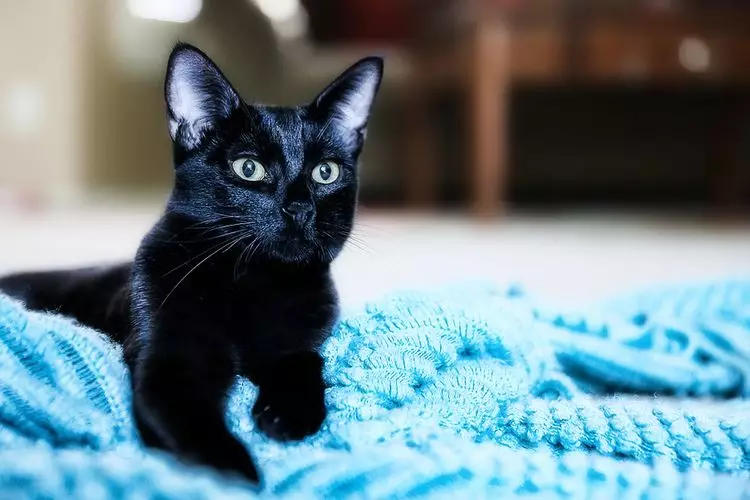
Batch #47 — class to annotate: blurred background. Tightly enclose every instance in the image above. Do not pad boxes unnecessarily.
[0,0,748,308]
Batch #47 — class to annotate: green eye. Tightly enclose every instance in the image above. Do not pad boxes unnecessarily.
[311,161,340,185]
[232,158,266,182]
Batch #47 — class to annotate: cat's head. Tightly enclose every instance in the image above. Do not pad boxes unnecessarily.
[164,43,383,264]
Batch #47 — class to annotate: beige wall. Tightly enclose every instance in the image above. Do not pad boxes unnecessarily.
[0,0,88,201]
[0,0,283,201]
[86,0,281,193]
[0,0,400,204]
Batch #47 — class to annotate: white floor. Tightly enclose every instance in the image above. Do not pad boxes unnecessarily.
[1,203,748,310]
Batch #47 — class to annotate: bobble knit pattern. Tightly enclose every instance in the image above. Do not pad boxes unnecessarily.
[0,280,748,499]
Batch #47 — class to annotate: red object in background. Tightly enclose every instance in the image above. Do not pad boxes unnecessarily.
[331,0,416,43]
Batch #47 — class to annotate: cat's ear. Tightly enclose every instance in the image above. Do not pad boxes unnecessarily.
[312,57,384,132]
[165,43,241,149]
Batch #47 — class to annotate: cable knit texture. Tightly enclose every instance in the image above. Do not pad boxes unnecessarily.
[0,280,749,499]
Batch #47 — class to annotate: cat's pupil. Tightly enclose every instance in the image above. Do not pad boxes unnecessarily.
[319,164,331,180]
[242,161,257,178]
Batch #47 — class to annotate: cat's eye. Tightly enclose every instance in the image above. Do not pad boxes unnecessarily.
[311,161,340,185]
[231,158,266,182]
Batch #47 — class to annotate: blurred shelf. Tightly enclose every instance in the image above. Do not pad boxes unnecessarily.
[281,43,412,84]
[405,1,750,217]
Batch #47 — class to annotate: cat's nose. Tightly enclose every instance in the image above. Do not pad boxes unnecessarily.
[282,202,313,225]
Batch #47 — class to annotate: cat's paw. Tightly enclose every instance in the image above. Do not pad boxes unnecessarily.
[252,390,326,441]
[199,435,261,485]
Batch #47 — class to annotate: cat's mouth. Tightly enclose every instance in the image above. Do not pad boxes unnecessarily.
[277,226,312,244]
[268,242,316,264]
[268,228,318,262]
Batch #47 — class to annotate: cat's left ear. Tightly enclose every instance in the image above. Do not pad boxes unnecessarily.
[311,56,384,133]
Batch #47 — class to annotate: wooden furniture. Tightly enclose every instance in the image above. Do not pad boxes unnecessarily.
[406,1,750,216]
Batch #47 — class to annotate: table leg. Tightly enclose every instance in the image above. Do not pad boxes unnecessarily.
[468,22,511,218]
[710,98,747,220]
[404,59,438,209]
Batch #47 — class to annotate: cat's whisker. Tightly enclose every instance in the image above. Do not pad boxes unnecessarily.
[233,234,259,280]
[237,238,263,275]
[167,217,247,244]
[246,238,264,264]
[160,229,250,277]
[346,232,371,243]
[195,225,257,242]
[160,241,232,277]
[234,251,247,281]
[353,222,393,238]
[189,220,256,238]
[345,239,376,256]
[183,219,225,230]
[319,226,375,253]
[319,221,378,239]
[158,234,246,311]
[351,227,385,241]
[339,233,376,255]
[162,220,262,278]
[214,212,252,221]
[182,215,240,230]
[314,237,334,263]
[318,228,375,257]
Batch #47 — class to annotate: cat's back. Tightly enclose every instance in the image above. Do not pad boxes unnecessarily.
[0,263,133,342]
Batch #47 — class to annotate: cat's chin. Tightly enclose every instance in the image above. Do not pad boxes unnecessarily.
[263,238,340,265]
[264,237,318,265]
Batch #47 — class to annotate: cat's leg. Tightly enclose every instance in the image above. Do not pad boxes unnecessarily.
[249,351,326,441]
[131,336,259,483]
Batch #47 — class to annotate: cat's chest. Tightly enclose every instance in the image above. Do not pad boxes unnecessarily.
[137,243,337,352]
[184,269,337,351]
[212,287,312,326]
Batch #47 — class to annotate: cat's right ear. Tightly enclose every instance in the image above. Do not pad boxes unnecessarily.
[165,43,241,149]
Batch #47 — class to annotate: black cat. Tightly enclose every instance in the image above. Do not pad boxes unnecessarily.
[0,43,383,483]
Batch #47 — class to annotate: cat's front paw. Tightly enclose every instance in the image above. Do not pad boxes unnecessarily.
[204,435,261,485]
[252,390,326,441]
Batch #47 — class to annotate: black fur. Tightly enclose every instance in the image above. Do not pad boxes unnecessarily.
[0,43,383,484]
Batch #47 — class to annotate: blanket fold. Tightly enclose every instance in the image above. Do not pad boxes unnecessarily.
[0,280,748,499]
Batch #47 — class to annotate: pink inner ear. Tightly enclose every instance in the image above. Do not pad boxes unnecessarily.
[333,81,378,131]
[166,47,240,148]
[314,58,383,131]
[168,73,209,146]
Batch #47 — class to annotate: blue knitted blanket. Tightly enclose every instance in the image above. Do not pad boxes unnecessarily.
[1,280,749,499]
